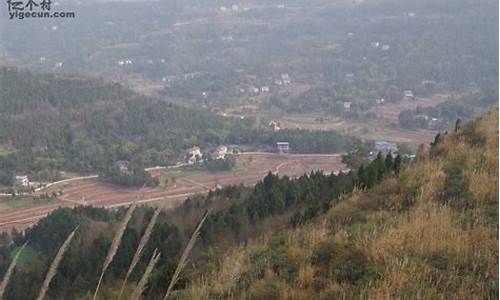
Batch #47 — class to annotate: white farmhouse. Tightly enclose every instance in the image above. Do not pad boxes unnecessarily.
[186,146,202,164]
[15,176,29,187]
[214,146,228,160]
[343,101,352,112]
[404,90,415,99]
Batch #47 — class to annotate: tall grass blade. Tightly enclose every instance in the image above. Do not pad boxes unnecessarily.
[118,208,161,300]
[0,241,29,300]
[163,210,209,300]
[36,226,79,300]
[93,187,144,300]
[130,249,161,300]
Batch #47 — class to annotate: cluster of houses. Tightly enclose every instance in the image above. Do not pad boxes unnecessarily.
[369,141,415,161]
[186,145,235,165]
[370,42,390,51]
[240,73,292,96]
[117,60,134,66]
[341,88,418,113]
[219,4,242,12]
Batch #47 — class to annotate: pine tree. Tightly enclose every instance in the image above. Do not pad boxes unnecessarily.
[393,154,402,174]
[454,118,462,132]
[357,164,365,187]
[385,153,394,173]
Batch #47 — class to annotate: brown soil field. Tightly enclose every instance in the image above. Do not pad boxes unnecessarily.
[0,153,345,232]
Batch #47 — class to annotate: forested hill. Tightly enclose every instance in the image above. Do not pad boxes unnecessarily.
[0,67,358,185]
[0,67,132,114]
[0,67,237,181]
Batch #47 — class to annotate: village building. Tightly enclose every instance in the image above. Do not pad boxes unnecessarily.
[281,73,291,85]
[269,120,281,131]
[250,87,260,94]
[404,90,415,99]
[422,80,437,90]
[343,101,352,112]
[261,86,270,93]
[213,145,228,160]
[381,44,390,51]
[375,97,385,105]
[186,146,202,164]
[114,160,131,174]
[276,142,291,154]
[15,175,29,187]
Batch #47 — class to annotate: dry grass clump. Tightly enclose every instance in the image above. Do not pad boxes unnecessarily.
[118,208,161,300]
[163,210,209,300]
[130,248,161,300]
[36,226,79,300]
[93,200,138,300]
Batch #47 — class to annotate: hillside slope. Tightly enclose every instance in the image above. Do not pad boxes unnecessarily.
[182,110,498,299]
[0,67,357,186]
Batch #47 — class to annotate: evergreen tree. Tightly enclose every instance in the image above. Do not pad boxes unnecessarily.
[393,154,402,174]
[454,118,462,132]
[385,153,394,173]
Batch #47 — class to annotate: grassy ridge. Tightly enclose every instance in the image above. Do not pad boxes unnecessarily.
[182,110,498,299]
